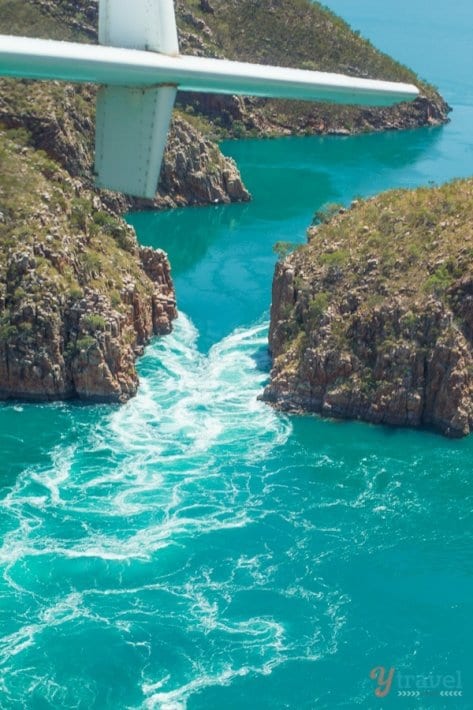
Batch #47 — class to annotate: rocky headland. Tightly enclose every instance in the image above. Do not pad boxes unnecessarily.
[175,0,450,138]
[0,128,177,402]
[263,180,473,437]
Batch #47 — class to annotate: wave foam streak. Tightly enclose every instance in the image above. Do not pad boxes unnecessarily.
[0,315,350,707]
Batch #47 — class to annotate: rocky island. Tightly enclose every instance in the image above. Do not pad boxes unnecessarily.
[263,179,473,437]
[0,0,451,403]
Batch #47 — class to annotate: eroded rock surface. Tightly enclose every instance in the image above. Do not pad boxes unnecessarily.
[0,132,176,403]
[263,181,473,437]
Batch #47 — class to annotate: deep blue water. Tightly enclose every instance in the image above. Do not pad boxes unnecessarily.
[1,2,472,708]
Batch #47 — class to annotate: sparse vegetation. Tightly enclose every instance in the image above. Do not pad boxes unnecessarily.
[320,249,349,267]
[423,264,455,296]
[75,335,95,352]
[308,292,330,324]
[313,203,345,225]
[83,314,107,332]
[301,180,473,297]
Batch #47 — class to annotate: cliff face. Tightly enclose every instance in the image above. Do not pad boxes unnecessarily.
[0,128,176,402]
[263,180,473,437]
[151,116,250,210]
[0,0,250,403]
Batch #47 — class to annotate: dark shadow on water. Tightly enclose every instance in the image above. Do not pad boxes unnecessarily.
[128,200,252,277]
[250,345,272,373]
[288,408,473,457]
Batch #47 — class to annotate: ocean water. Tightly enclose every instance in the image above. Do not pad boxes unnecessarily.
[1,2,473,708]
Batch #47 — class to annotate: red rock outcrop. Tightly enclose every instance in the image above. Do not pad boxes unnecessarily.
[0,130,177,403]
[262,182,473,437]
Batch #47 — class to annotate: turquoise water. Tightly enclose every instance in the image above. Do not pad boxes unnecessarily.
[1,2,473,708]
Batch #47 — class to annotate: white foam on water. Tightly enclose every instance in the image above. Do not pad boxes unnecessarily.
[142,664,258,710]
[108,314,289,461]
[0,591,88,665]
[0,315,289,565]
[0,314,351,707]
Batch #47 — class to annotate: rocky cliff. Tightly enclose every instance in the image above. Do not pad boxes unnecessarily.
[0,126,177,402]
[0,0,251,403]
[263,180,473,437]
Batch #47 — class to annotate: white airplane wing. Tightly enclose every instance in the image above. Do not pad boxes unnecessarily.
[0,35,419,105]
[0,0,420,198]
